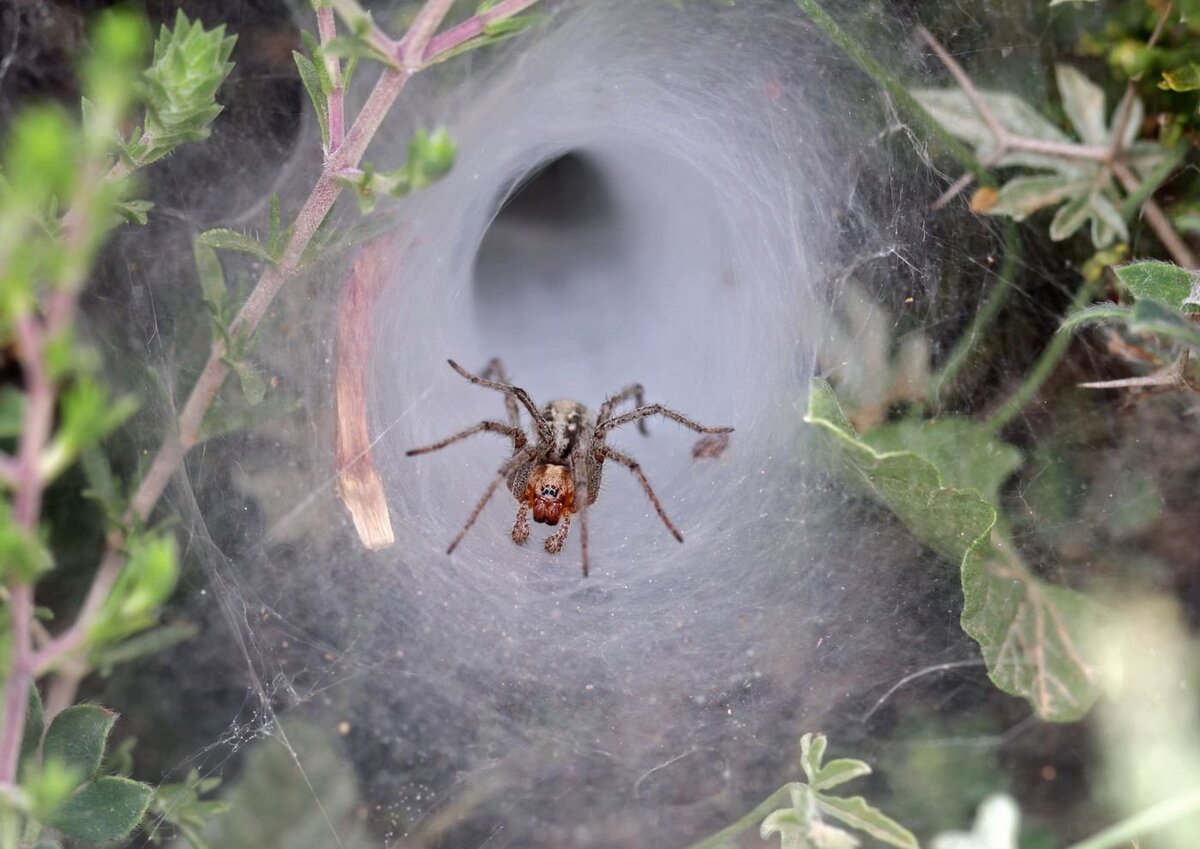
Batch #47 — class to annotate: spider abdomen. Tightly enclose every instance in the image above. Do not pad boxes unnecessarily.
[542,399,592,463]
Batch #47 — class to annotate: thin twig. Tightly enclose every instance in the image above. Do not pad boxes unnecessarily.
[1079,350,1196,391]
[399,0,456,69]
[422,0,543,62]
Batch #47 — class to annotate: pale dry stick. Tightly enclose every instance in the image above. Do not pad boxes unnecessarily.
[35,0,543,719]
[1079,350,1196,391]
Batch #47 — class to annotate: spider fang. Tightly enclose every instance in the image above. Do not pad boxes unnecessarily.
[407,358,734,577]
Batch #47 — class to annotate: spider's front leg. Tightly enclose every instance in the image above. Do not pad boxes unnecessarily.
[512,504,530,545]
[544,514,571,554]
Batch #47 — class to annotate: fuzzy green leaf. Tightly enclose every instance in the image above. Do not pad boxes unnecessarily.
[1049,192,1092,241]
[1127,298,1200,351]
[810,759,872,793]
[806,381,1099,721]
[814,795,919,849]
[226,358,267,405]
[192,240,228,309]
[1056,65,1107,146]
[1114,261,1195,309]
[43,705,117,787]
[293,51,331,150]
[800,733,828,784]
[988,175,1089,220]
[114,199,154,226]
[136,11,237,165]
[20,686,44,765]
[961,536,1100,722]
[88,534,179,645]
[52,775,153,842]
[805,381,995,563]
[195,228,276,264]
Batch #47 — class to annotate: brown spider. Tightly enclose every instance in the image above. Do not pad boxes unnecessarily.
[406,359,734,577]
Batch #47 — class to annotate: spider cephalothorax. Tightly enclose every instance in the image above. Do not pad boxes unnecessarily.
[407,359,733,577]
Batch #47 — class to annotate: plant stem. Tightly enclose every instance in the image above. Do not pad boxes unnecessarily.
[931,220,1020,405]
[683,784,794,849]
[984,274,1105,433]
[317,5,346,152]
[1065,786,1200,849]
[422,0,543,62]
[1113,160,1198,268]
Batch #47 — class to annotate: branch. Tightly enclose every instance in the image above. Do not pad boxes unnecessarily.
[423,0,543,63]
[317,5,346,152]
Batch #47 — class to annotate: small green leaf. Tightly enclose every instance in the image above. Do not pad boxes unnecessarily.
[800,733,828,783]
[1049,191,1092,241]
[51,775,153,843]
[43,705,118,787]
[293,50,331,150]
[810,759,872,793]
[226,358,267,405]
[91,622,199,676]
[1056,65,1108,146]
[88,534,180,645]
[1160,64,1200,92]
[196,228,276,264]
[0,387,25,439]
[482,12,551,39]
[814,794,919,849]
[988,175,1088,220]
[1114,261,1195,309]
[114,199,154,225]
[20,686,45,764]
[193,240,228,309]
[0,499,52,582]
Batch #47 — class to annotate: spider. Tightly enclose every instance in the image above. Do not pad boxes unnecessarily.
[406,359,734,577]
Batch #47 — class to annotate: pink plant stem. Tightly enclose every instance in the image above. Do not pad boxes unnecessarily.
[422,0,542,62]
[317,5,346,151]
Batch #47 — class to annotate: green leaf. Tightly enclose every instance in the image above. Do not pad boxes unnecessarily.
[482,12,551,39]
[960,535,1100,722]
[1056,65,1107,146]
[0,386,26,439]
[43,705,118,788]
[114,199,154,226]
[1114,261,1195,309]
[814,794,919,849]
[226,358,267,405]
[88,533,179,645]
[988,175,1089,220]
[804,381,995,563]
[1049,191,1092,241]
[293,50,331,150]
[0,499,52,581]
[1127,298,1200,351]
[800,733,828,784]
[805,381,1099,721]
[1160,64,1200,92]
[20,686,44,764]
[196,228,276,264]
[43,381,138,481]
[192,240,228,310]
[136,11,237,165]
[91,622,200,676]
[52,775,153,842]
[810,759,872,793]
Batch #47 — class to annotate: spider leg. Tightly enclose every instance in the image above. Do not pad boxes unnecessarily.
[572,437,592,577]
[480,358,520,429]
[597,403,734,438]
[446,444,538,555]
[447,359,552,443]
[543,513,571,554]
[597,383,648,435]
[406,421,526,456]
[595,445,684,543]
[512,504,530,545]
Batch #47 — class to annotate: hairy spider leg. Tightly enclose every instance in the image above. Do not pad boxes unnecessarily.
[512,504,530,545]
[446,359,553,444]
[446,444,539,555]
[595,445,684,542]
[544,513,571,553]
[597,403,734,438]
[405,421,526,457]
[572,433,592,577]
[480,358,520,429]
[596,384,648,436]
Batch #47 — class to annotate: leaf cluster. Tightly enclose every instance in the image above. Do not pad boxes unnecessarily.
[339,127,457,213]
